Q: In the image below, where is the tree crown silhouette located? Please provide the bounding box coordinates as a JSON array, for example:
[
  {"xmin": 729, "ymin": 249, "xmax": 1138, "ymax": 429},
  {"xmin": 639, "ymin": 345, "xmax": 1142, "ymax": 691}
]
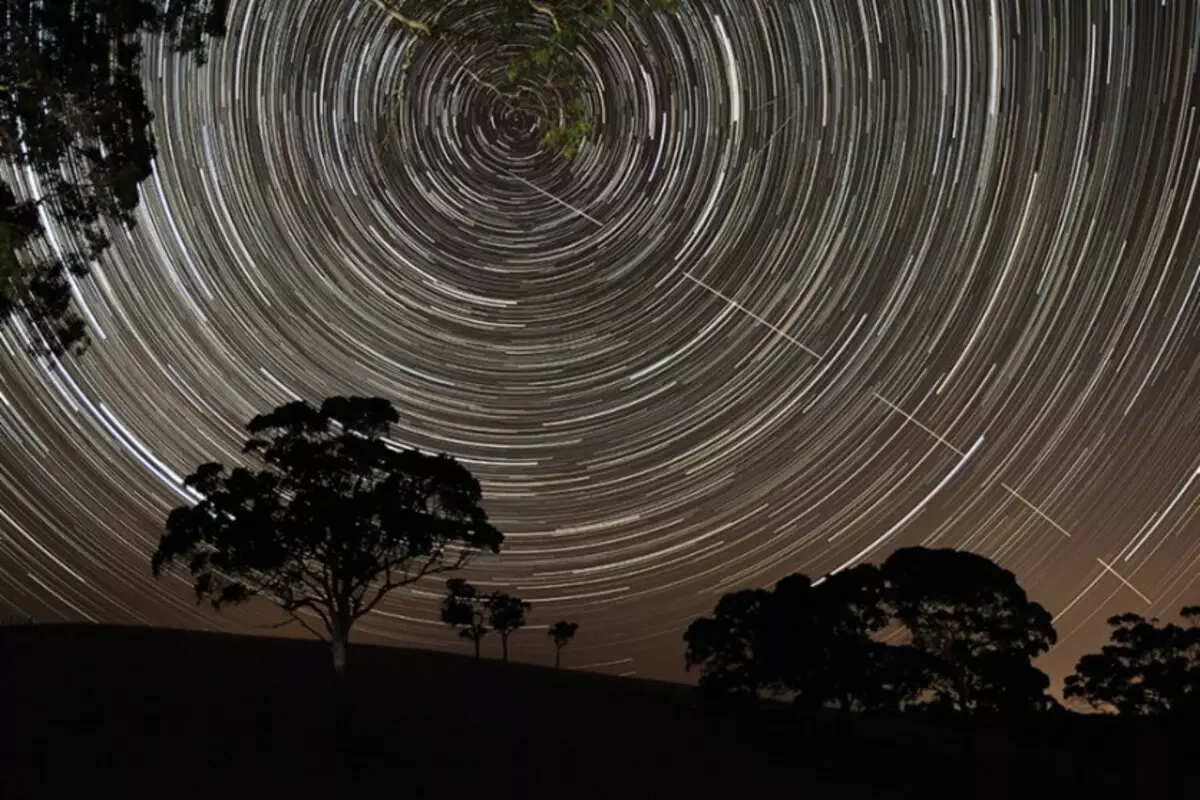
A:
[
  {"xmin": 151, "ymin": 396, "xmax": 503, "ymax": 676},
  {"xmin": 442, "ymin": 577, "xmax": 491, "ymax": 658},
  {"xmin": 1, "ymin": 1, "xmax": 227, "ymax": 356},
  {"xmin": 685, "ymin": 547, "xmax": 1059, "ymax": 715},
  {"xmin": 1064, "ymin": 606, "xmax": 1200, "ymax": 716},
  {"xmin": 548, "ymin": 620, "xmax": 579, "ymax": 668},
  {"xmin": 488, "ymin": 592, "xmax": 531, "ymax": 662}
]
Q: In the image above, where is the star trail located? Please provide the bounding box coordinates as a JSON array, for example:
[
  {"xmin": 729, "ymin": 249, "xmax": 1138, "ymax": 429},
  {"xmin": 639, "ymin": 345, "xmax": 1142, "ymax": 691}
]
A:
[{"xmin": 1, "ymin": 0, "xmax": 1199, "ymax": 686}]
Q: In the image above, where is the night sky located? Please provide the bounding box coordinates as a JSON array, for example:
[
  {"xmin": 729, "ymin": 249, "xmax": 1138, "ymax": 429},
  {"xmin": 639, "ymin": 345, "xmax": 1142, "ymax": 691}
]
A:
[{"xmin": 1, "ymin": 0, "xmax": 1199, "ymax": 688}]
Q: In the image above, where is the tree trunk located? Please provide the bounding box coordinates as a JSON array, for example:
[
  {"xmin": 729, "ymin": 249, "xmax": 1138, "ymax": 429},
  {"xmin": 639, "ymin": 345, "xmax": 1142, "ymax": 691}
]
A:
[
  {"xmin": 328, "ymin": 623, "xmax": 350, "ymax": 758},
  {"xmin": 473, "ymin": 637, "xmax": 481, "ymax": 658},
  {"xmin": 330, "ymin": 614, "xmax": 353, "ymax": 751},
  {"xmin": 555, "ymin": 647, "xmax": 561, "ymax": 668},
  {"xmin": 330, "ymin": 605, "xmax": 353, "ymax": 679},
  {"xmin": 836, "ymin": 692, "xmax": 853, "ymax": 741},
  {"xmin": 332, "ymin": 634, "xmax": 348, "ymax": 678},
  {"xmin": 502, "ymin": 635, "xmax": 509, "ymax": 662}
]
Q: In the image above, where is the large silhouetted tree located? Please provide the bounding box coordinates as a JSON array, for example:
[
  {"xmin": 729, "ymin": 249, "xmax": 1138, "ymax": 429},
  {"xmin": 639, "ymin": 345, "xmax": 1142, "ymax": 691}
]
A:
[
  {"xmin": 880, "ymin": 547, "xmax": 1058, "ymax": 714},
  {"xmin": 548, "ymin": 620, "xmax": 578, "ymax": 668},
  {"xmin": 781, "ymin": 566, "xmax": 894, "ymax": 712},
  {"xmin": 685, "ymin": 568, "xmax": 896, "ymax": 710},
  {"xmin": 685, "ymin": 547, "xmax": 1058, "ymax": 715},
  {"xmin": 1, "ymin": 0, "xmax": 226, "ymax": 356},
  {"xmin": 442, "ymin": 578, "xmax": 490, "ymax": 658},
  {"xmin": 151, "ymin": 396, "xmax": 503, "ymax": 679},
  {"xmin": 488, "ymin": 592, "xmax": 531, "ymax": 662},
  {"xmin": 1064, "ymin": 606, "xmax": 1200, "ymax": 716},
  {"xmin": 684, "ymin": 586, "xmax": 775, "ymax": 700}
]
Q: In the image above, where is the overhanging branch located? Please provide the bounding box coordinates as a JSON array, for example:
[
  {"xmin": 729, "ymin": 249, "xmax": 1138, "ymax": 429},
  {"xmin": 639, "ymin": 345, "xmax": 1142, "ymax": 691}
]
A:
[{"xmin": 372, "ymin": 0, "xmax": 432, "ymax": 35}]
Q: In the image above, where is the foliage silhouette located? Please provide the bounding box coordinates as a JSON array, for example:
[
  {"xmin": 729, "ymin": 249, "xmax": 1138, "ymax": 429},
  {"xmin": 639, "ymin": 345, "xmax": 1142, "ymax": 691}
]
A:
[
  {"xmin": 373, "ymin": 0, "xmax": 677, "ymax": 159},
  {"xmin": 442, "ymin": 577, "xmax": 491, "ymax": 658},
  {"xmin": 548, "ymin": 620, "xmax": 579, "ymax": 668},
  {"xmin": 779, "ymin": 567, "xmax": 895, "ymax": 712},
  {"xmin": 488, "ymin": 592, "xmax": 531, "ymax": 662},
  {"xmin": 0, "ymin": 0, "xmax": 226, "ymax": 356},
  {"xmin": 685, "ymin": 547, "xmax": 1059, "ymax": 715},
  {"xmin": 1064, "ymin": 606, "xmax": 1200, "ymax": 716},
  {"xmin": 684, "ymin": 568, "xmax": 908, "ymax": 711},
  {"xmin": 151, "ymin": 396, "xmax": 503, "ymax": 678},
  {"xmin": 880, "ymin": 547, "xmax": 1057, "ymax": 714},
  {"xmin": 684, "ymin": 585, "xmax": 774, "ymax": 700}
]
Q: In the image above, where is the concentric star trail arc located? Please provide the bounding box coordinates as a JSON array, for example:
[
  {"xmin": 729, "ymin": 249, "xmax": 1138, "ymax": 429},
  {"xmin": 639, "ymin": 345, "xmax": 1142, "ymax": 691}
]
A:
[{"xmin": 0, "ymin": 0, "xmax": 1198, "ymax": 687}]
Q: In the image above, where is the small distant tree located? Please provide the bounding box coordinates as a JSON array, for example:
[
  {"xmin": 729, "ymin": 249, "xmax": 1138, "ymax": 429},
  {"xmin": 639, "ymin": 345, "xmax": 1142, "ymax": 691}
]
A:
[
  {"xmin": 1064, "ymin": 606, "xmax": 1200, "ymax": 716},
  {"xmin": 548, "ymin": 620, "xmax": 578, "ymax": 668},
  {"xmin": 442, "ymin": 578, "xmax": 490, "ymax": 658},
  {"xmin": 488, "ymin": 592, "xmax": 531, "ymax": 662},
  {"xmin": 150, "ymin": 396, "xmax": 503, "ymax": 680}
]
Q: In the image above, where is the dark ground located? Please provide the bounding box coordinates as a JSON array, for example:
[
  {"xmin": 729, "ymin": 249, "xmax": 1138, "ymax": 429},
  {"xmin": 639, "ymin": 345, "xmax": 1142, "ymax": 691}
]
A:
[{"xmin": 1, "ymin": 624, "xmax": 1192, "ymax": 798}]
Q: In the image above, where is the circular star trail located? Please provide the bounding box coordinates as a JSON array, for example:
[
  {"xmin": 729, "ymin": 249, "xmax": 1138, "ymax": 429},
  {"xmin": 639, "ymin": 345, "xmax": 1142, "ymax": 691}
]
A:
[{"xmin": 1, "ymin": 0, "xmax": 1199, "ymax": 684}]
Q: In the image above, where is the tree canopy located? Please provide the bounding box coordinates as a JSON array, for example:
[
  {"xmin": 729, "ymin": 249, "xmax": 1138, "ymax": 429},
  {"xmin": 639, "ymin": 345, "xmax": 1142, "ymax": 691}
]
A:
[
  {"xmin": 684, "ymin": 547, "xmax": 1059, "ymax": 715},
  {"xmin": 548, "ymin": 620, "xmax": 579, "ymax": 668},
  {"xmin": 374, "ymin": 0, "xmax": 679, "ymax": 159},
  {"xmin": 683, "ymin": 568, "xmax": 917, "ymax": 711},
  {"xmin": 488, "ymin": 592, "xmax": 532, "ymax": 662},
  {"xmin": 442, "ymin": 577, "xmax": 492, "ymax": 658},
  {"xmin": 151, "ymin": 396, "xmax": 503, "ymax": 677},
  {"xmin": 1064, "ymin": 606, "xmax": 1200, "ymax": 716},
  {"xmin": 0, "ymin": 0, "xmax": 226, "ymax": 356},
  {"xmin": 683, "ymin": 585, "xmax": 775, "ymax": 701},
  {"xmin": 880, "ymin": 547, "xmax": 1057, "ymax": 714},
  {"xmin": 441, "ymin": 579, "xmax": 532, "ymax": 661}
]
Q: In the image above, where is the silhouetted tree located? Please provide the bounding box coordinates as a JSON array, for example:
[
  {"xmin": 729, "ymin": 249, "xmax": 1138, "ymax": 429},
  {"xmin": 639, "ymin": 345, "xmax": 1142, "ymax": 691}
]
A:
[
  {"xmin": 685, "ymin": 547, "xmax": 1059, "ymax": 716},
  {"xmin": 686, "ymin": 568, "xmax": 898, "ymax": 711},
  {"xmin": 151, "ymin": 396, "xmax": 503, "ymax": 679},
  {"xmin": 857, "ymin": 643, "xmax": 946, "ymax": 712},
  {"xmin": 487, "ymin": 592, "xmax": 530, "ymax": 662},
  {"xmin": 781, "ymin": 566, "xmax": 894, "ymax": 712},
  {"xmin": 442, "ymin": 578, "xmax": 490, "ymax": 658},
  {"xmin": 880, "ymin": 547, "xmax": 1057, "ymax": 714},
  {"xmin": 1, "ymin": 0, "xmax": 226, "ymax": 355},
  {"xmin": 1064, "ymin": 606, "xmax": 1200, "ymax": 716},
  {"xmin": 0, "ymin": 182, "xmax": 88, "ymax": 356},
  {"xmin": 684, "ymin": 587, "xmax": 775, "ymax": 700},
  {"xmin": 548, "ymin": 620, "xmax": 578, "ymax": 668}
]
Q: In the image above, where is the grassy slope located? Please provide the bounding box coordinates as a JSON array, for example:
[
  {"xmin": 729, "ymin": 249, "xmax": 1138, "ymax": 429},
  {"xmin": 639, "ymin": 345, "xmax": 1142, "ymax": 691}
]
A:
[{"xmin": 1, "ymin": 624, "xmax": 1190, "ymax": 798}]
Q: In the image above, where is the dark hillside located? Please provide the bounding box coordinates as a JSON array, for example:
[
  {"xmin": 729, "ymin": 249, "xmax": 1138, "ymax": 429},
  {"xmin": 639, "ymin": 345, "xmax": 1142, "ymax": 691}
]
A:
[{"xmin": 1, "ymin": 625, "xmax": 1190, "ymax": 798}]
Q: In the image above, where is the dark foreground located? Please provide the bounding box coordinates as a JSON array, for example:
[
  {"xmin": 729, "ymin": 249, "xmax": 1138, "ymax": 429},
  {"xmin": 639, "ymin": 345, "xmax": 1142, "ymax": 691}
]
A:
[{"xmin": 1, "ymin": 625, "xmax": 1190, "ymax": 798}]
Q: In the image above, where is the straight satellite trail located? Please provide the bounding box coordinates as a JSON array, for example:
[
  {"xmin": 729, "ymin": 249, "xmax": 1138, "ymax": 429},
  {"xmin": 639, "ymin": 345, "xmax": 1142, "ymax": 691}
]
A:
[{"xmin": 0, "ymin": 0, "xmax": 1199, "ymax": 685}]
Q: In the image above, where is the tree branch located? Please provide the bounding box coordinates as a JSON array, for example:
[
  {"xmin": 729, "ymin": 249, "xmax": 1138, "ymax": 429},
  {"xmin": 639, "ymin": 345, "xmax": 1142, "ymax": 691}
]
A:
[
  {"xmin": 440, "ymin": 37, "xmax": 529, "ymax": 110},
  {"xmin": 286, "ymin": 598, "xmax": 334, "ymax": 641},
  {"xmin": 287, "ymin": 608, "xmax": 330, "ymax": 641},
  {"xmin": 354, "ymin": 545, "xmax": 460, "ymax": 621},
  {"xmin": 261, "ymin": 611, "xmax": 327, "ymax": 643},
  {"xmin": 529, "ymin": 1, "xmax": 561, "ymax": 34},
  {"xmin": 372, "ymin": 0, "xmax": 432, "ymax": 35}
]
